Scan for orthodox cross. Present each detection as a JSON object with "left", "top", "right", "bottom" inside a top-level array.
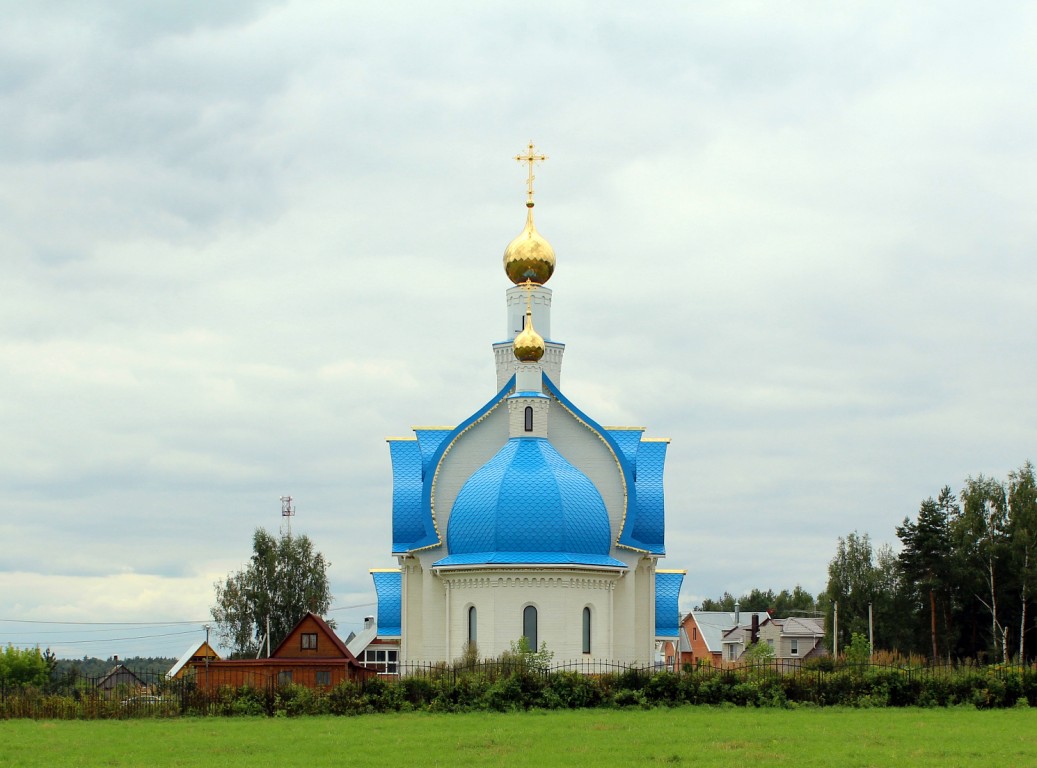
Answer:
[{"left": 514, "top": 141, "right": 547, "bottom": 206}]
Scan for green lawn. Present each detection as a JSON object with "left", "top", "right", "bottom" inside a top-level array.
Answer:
[{"left": 2, "top": 707, "right": 1035, "bottom": 767}]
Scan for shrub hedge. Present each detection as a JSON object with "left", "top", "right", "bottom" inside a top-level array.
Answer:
[{"left": 3, "top": 663, "right": 1035, "bottom": 719}]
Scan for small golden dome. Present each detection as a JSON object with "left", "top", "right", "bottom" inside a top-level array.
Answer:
[
  {"left": 513, "top": 308, "right": 545, "bottom": 362},
  {"left": 503, "top": 206, "right": 555, "bottom": 285}
]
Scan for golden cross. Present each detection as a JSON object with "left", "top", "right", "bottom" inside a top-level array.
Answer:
[
  {"left": 522, "top": 278, "right": 535, "bottom": 325},
  {"left": 514, "top": 141, "right": 547, "bottom": 206}
]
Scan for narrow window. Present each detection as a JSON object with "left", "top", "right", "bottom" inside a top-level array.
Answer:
[
  {"left": 468, "top": 606, "right": 477, "bottom": 647},
  {"left": 524, "top": 406, "right": 533, "bottom": 432},
  {"left": 582, "top": 607, "right": 591, "bottom": 654},
  {"left": 522, "top": 605, "right": 538, "bottom": 649},
  {"left": 301, "top": 633, "right": 318, "bottom": 650},
  {"left": 693, "top": 627, "right": 698, "bottom": 641},
  {"left": 790, "top": 639, "right": 799, "bottom": 656}
]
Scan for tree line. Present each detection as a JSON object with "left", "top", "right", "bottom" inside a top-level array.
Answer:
[{"left": 826, "top": 460, "right": 1037, "bottom": 663}]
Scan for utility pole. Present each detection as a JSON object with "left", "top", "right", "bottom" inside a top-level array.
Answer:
[
  {"left": 868, "top": 602, "right": 874, "bottom": 660},
  {"left": 203, "top": 624, "right": 211, "bottom": 691},
  {"left": 833, "top": 601, "right": 839, "bottom": 658}
]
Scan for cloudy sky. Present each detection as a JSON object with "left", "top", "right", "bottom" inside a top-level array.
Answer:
[{"left": 2, "top": 1, "right": 1035, "bottom": 659}]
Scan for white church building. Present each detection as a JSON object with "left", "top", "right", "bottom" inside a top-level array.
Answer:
[{"left": 351, "top": 147, "right": 684, "bottom": 668}]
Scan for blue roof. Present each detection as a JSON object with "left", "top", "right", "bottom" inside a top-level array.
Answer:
[
  {"left": 655, "top": 571, "right": 684, "bottom": 638},
  {"left": 371, "top": 570, "right": 401, "bottom": 637},
  {"left": 389, "top": 377, "right": 516, "bottom": 554},
  {"left": 435, "top": 437, "right": 622, "bottom": 568},
  {"left": 631, "top": 441, "right": 667, "bottom": 554},
  {"left": 543, "top": 375, "right": 666, "bottom": 555},
  {"left": 606, "top": 428, "right": 644, "bottom": 466},
  {"left": 414, "top": 428, "right": 452, "bottom": 474},
  {"left": 388, "top": 439, "right": 432, "bottom": 553},
  {"left": 434, "top": 551, "right": 626, "bottom": 567}
]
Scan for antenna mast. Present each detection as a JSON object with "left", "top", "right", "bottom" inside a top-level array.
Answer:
[{"left": 280, "top": 495, "right": 296, "bottom": 537}]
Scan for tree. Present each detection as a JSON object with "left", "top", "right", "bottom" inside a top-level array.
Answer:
[
  {"left": 897, "top": 493, "right": 954, "bottom": 660},
  {"left": 957, "top": 476, "right": 1009, "bottom": 661},
  {"left": 211, "top": 528, "right": 334, "bottom": 658},
  {"left": 696, "top": 587, "right": 816, "bottom": 616},
  {"left": 825, "top": 532, "right": 877, "bottom": 652},
  {"left": 0, "top": 645, "right": 49, "bottom": 687},
  {"left": 1007, "top": 461, "right": 1037, "bottom": 662}
]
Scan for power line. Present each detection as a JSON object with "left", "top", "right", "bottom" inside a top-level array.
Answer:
[
  {"left": 0, "top": 619, "right": 208, "bottom": 626},
  {"left": 327, "top": 601, "right": 376, "bottom": 612},
  {"left": 41, "top": 629, "right": 201, "bottom": 646}
]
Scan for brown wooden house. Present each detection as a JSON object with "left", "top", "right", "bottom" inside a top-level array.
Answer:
[{"left": 190, "top": 612, "right": 371, "bottom": 691}]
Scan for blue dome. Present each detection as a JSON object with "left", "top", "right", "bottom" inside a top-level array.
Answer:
[{"left": 434, "top": 438, "right": 624, "bottom": 568}]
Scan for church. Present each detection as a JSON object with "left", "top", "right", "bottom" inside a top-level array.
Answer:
[{"left": 350, "top": 145, "right": 684, "bottom": 668}]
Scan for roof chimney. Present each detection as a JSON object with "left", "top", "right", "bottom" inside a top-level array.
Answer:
[
  {"left": 364, "top": 615, "right": 375, "bottom": 630},
  {"left": 751, "top": 614, "right": 760, "bottom": 645},
  {"left": 734, "top": 602, "right": 740, "bottom": 626}
]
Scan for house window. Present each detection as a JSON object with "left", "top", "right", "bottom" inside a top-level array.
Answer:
[
  {"left": 301, "top": 633, "right": 318, "bottom": 650},
  {"left": 524, "top": 406, "right": 533, "bottom": 432},
  {"left": 522, "top": 605, "right": 538, "bottom": 649},
  {"left": 582, "top": 607, "right": 591, "bottom": 654},
  {"left": 728, "top": 645, "right": 737, "bottom": 661},
  {"left": 790, "top": 639, "right": 799, "bottom": 656},
  {"left": 468, "top": 606, "right": 477, "bottom": 647},
  {"left": 767, "top": 639, "right": 774, "bottom": 648},
  {"left": 315, "top": 670, "right": 331, "bottom": 686},
  {"left": 277, "top": 670, "right": 293, "bottom": 685},
  {"left": 363, "top": 648, "right": 399, "bottom": 674}
]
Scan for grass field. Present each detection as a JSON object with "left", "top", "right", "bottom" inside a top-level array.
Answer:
[{"left": 2, "top": 707, "right": 1035, "bottom": 767}]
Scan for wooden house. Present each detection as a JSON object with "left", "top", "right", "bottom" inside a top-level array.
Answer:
[
  {"left": 167, "top": 639, "right": 221, "bottom": 679},
  {"left": 190, "top": 612, "right": 371, "bottom": 691}
]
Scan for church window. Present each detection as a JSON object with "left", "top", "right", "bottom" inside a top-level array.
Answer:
[
  {"left": 522, "top": 605, "right": 538, "bottom": 649},
  {"left": 301, "top": 633, "right": 318, "bottom": 650},
  {"left": 524, "top": 406, "right": 533, "bottom": 432},
  {"left": 582, "top": 607, "right": 591, "bottom": 654},
  {"left": 468, "top": 606, "right": 477, "bottom": 647}
]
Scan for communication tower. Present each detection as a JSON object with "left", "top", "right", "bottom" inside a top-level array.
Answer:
[{"left": 280, "top": 495, "right": 295, "bottom": 537}]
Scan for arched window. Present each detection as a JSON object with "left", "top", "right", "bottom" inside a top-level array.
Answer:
[
  {"left": 582, "top": 607, "right": 591, "bottom": 654},
  {"left": 522, "top": 605, "right": 538, "bottom": 649},
  {"left": 468, "top": 606, "right": 477, "bottom": 647},
  {"left": 524, "top": 406, "right": 533, "bottom": 432}
]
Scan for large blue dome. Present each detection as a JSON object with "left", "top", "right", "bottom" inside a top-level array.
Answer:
[{"left": 433, "top": 437, "right": 625, "bottom": 568}]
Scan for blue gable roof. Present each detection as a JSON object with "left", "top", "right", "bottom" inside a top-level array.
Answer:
[
  {"left": 371, "top": 570, "right": 401, "bottom": 637},
  {"left": 655, "top": 570, "right": 685, "bottom": 638}
]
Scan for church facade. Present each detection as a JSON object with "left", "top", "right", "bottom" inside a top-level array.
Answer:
[{"left": 361, "top": 147, "right": 684, "bottom": 666}]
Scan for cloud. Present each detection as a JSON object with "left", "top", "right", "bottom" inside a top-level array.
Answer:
[{"left": 2, "top": 1, "right": 1037, "bottom": 655}]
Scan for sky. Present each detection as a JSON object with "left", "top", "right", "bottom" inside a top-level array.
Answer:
[{"left": 2, "top": 1, "right": 1036, "bottom": 660}]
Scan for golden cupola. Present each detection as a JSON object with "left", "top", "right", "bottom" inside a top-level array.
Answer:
[
  {"left": 513, "top": 305, "right": 546, "bottom": 362},
  {"left": 504, "top": 141, "right": 556, "bottom": 285},
  {"left": 503, "top": 207, "right": 555, "bottom": 285}
]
